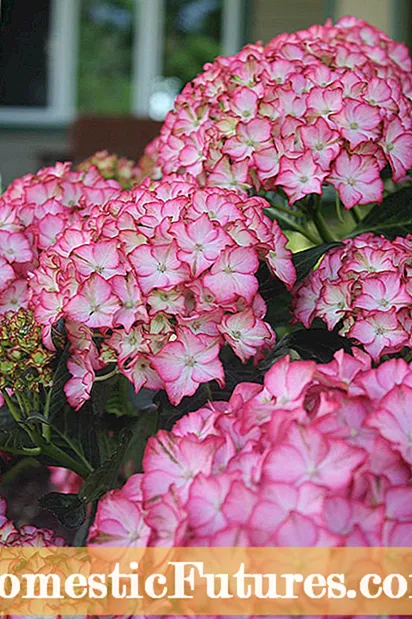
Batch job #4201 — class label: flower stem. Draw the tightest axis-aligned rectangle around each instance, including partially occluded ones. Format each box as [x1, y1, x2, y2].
[94, 367, 119, 382]
[313, 206, 336, 243]
[335, 193, 345, 224]
[264, 207, 319, 245]
[46, 425, 94, 476]
[1, 391, 42, 456]
[351, 207, 360, 226]
[42, 386, 53, 443]
[73, 500, 98, 546]
[1, 390, 22, 424]
[31, 430, 92, 478]
[1, 389, 92, 476]
[204, 382, 213, 401]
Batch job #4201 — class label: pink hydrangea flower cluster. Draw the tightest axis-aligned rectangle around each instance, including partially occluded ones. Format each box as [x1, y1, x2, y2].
[88, 351, 412, 549]
[142, 16, 412, 208]
[0, 496, 65, 547]
[0, 163, 122, 316]
[29, 177, 295, 409]
[292, 233, 412, 360]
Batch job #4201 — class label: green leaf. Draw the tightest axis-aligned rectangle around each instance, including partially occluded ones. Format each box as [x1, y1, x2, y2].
[78, 427, 133, 503]
[105, 374, 157, 418]
[39, 492, 86, 529]
[40, 407, 99, 471]
[351, 185, 412, 239]
[259, 327, 354, 369]
[91, 377, 117, 417]
[104, 374, 139, 417]
[264, 204, 308, 232]
[123, 410, 159, 474]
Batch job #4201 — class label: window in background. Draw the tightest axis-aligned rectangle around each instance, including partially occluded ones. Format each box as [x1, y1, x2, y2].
[0, 0, 244, 125]
[148, 0, 222, 120]
[0, 0, 51, 107]
[77, 0, 135, 114]
[0, 0, 79, 125]
[164, 0, 222, 84]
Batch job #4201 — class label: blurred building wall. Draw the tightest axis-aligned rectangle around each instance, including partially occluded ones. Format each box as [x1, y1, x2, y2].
[249, 0, 325, 43]
[0, 130, 68, 189]
[335, 0, 395, 36]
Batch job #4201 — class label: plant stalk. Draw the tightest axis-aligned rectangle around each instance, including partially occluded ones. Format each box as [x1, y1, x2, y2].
[313, 207, 336, 243]
[265, 207, 320, 245]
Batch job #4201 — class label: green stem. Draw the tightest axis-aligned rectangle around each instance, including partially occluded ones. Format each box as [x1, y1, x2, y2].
[204, 382, 213, 401]
[42, 386, 53, 442]
[1, 390, 91, 476]
[265, 207, 319, 245]
[1, 390, 22, 424]
[22, 392, 33, 416]
[33, 390, 39, 412]
[32, 431, 92, 478]
[265, 202, 302, 217]
[1, 392, 41, 456]
[73, 501, 98, 547]
[351, 206, 361, 225]
[313, 208, 336, 243]
[94, 367, 119, 382]
[335, 193, 345, 224]
[44, 445, 90, 478]
[14, 391, 29, 417]
[301, 223, 322, 245]
[353, 204, 363, 223]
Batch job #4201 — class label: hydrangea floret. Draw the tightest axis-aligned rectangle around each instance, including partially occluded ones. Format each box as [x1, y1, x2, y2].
[0, 309, 53, 394]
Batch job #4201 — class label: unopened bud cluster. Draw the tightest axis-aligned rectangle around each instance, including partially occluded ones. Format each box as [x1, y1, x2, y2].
[77, 150, 142, 189]
[0, 309, 53, 392]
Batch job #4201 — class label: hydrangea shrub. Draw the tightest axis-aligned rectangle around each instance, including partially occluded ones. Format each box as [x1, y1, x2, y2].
[0, 19, 411, 619]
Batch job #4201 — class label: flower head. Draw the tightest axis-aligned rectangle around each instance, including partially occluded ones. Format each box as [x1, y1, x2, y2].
[138, 17, 412, 209]
[89, 352, 412, 548]
[29, 179, 295, 408]
[292, 234, 412, 360]
[0, 163, 123, 316]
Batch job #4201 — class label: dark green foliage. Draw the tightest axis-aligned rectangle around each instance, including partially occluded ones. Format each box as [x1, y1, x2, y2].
[351, 184, 412, 239]
[39, 492, 86, 529]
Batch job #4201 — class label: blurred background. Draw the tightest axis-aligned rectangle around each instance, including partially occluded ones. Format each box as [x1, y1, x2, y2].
[0, 0, 411, 187]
